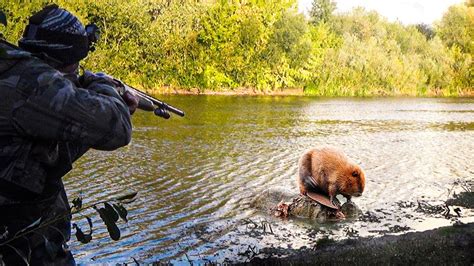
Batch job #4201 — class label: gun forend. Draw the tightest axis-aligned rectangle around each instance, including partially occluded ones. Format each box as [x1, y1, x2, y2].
[123, 84, 154, 111]
[130, 87, 185, 117]
[121, 83, 185, 118]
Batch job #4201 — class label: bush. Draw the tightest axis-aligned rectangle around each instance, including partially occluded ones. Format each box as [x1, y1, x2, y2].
[1, 0, 472, 96]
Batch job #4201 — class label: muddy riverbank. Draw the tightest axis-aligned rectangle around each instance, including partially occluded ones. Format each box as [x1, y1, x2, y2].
[241, 190, 474, 265]
[246, 221, 474, 265]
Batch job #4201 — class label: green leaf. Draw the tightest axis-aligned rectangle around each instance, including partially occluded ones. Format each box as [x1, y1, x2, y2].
[104, 202, 119, 223]
[72, 197, 83, 210]
[73, 223, 92, 244]
[0, 11, 6, 26]
[86, 216, 93, 231]
[113, 203, 129, 223]
[96, 207, 120, 241]
[14, 218, 42, 238]
[114, 192, 138, 202]
[72, 216, 93, 244]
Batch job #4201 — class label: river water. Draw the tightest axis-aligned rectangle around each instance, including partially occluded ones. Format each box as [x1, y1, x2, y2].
[64, 96, 474, 263]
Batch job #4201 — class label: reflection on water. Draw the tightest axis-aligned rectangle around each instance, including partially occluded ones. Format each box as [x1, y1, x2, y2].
[64, 97, 474, 263]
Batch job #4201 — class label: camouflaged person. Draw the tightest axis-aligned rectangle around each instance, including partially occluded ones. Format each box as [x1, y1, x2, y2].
[0, 5, 138, 265]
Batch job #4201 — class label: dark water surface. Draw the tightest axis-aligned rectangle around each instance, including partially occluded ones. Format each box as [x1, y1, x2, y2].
[64, 96, 474, 263]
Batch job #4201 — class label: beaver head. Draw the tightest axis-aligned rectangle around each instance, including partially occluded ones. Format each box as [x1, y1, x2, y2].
[340, 164, 365, 197]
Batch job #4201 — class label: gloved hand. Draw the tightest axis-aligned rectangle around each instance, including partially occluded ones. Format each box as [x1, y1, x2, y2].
[121, 88, 139, 115]
[80, 71, 139, 115]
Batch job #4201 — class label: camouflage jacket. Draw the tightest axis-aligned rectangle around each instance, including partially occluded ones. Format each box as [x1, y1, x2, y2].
[0, 40, 132, 237]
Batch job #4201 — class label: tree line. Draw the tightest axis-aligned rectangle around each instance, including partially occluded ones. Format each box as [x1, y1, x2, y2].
[1, 0, 472, 96]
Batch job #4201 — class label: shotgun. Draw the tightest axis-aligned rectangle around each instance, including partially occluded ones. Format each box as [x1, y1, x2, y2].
[95, 73, 185, 119]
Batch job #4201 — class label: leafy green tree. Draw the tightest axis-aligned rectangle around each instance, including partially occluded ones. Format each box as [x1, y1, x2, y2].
[309, 0, 336, 25]
[330, 7, 386, 41]
[305, 6, 472, 96]
[436, 2, 473, 91]
[415, 23, 435, 40]
[437, 3, 474, 54]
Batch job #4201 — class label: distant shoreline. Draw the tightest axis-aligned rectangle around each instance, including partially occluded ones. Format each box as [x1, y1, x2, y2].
[150, 87, 305, 96]
[147, 87, 474, 97]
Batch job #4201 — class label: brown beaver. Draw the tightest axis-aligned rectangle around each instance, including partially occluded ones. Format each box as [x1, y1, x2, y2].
[297, 147, 365, 205]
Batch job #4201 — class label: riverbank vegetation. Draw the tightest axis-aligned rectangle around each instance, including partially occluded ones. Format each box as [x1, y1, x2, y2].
[1, 0, 473, 96]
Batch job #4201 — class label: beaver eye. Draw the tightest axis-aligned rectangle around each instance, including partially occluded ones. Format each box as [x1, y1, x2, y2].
[352, 171, 359, 178]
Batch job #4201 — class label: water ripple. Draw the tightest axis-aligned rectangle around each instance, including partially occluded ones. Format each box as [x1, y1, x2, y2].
[64, 97, 474, 263]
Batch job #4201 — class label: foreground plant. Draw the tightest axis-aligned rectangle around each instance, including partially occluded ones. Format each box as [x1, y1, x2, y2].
[0, 191, 137, 265]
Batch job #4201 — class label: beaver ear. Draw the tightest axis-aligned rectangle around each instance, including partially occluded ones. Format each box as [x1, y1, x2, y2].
[351, 170, 359, 178]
